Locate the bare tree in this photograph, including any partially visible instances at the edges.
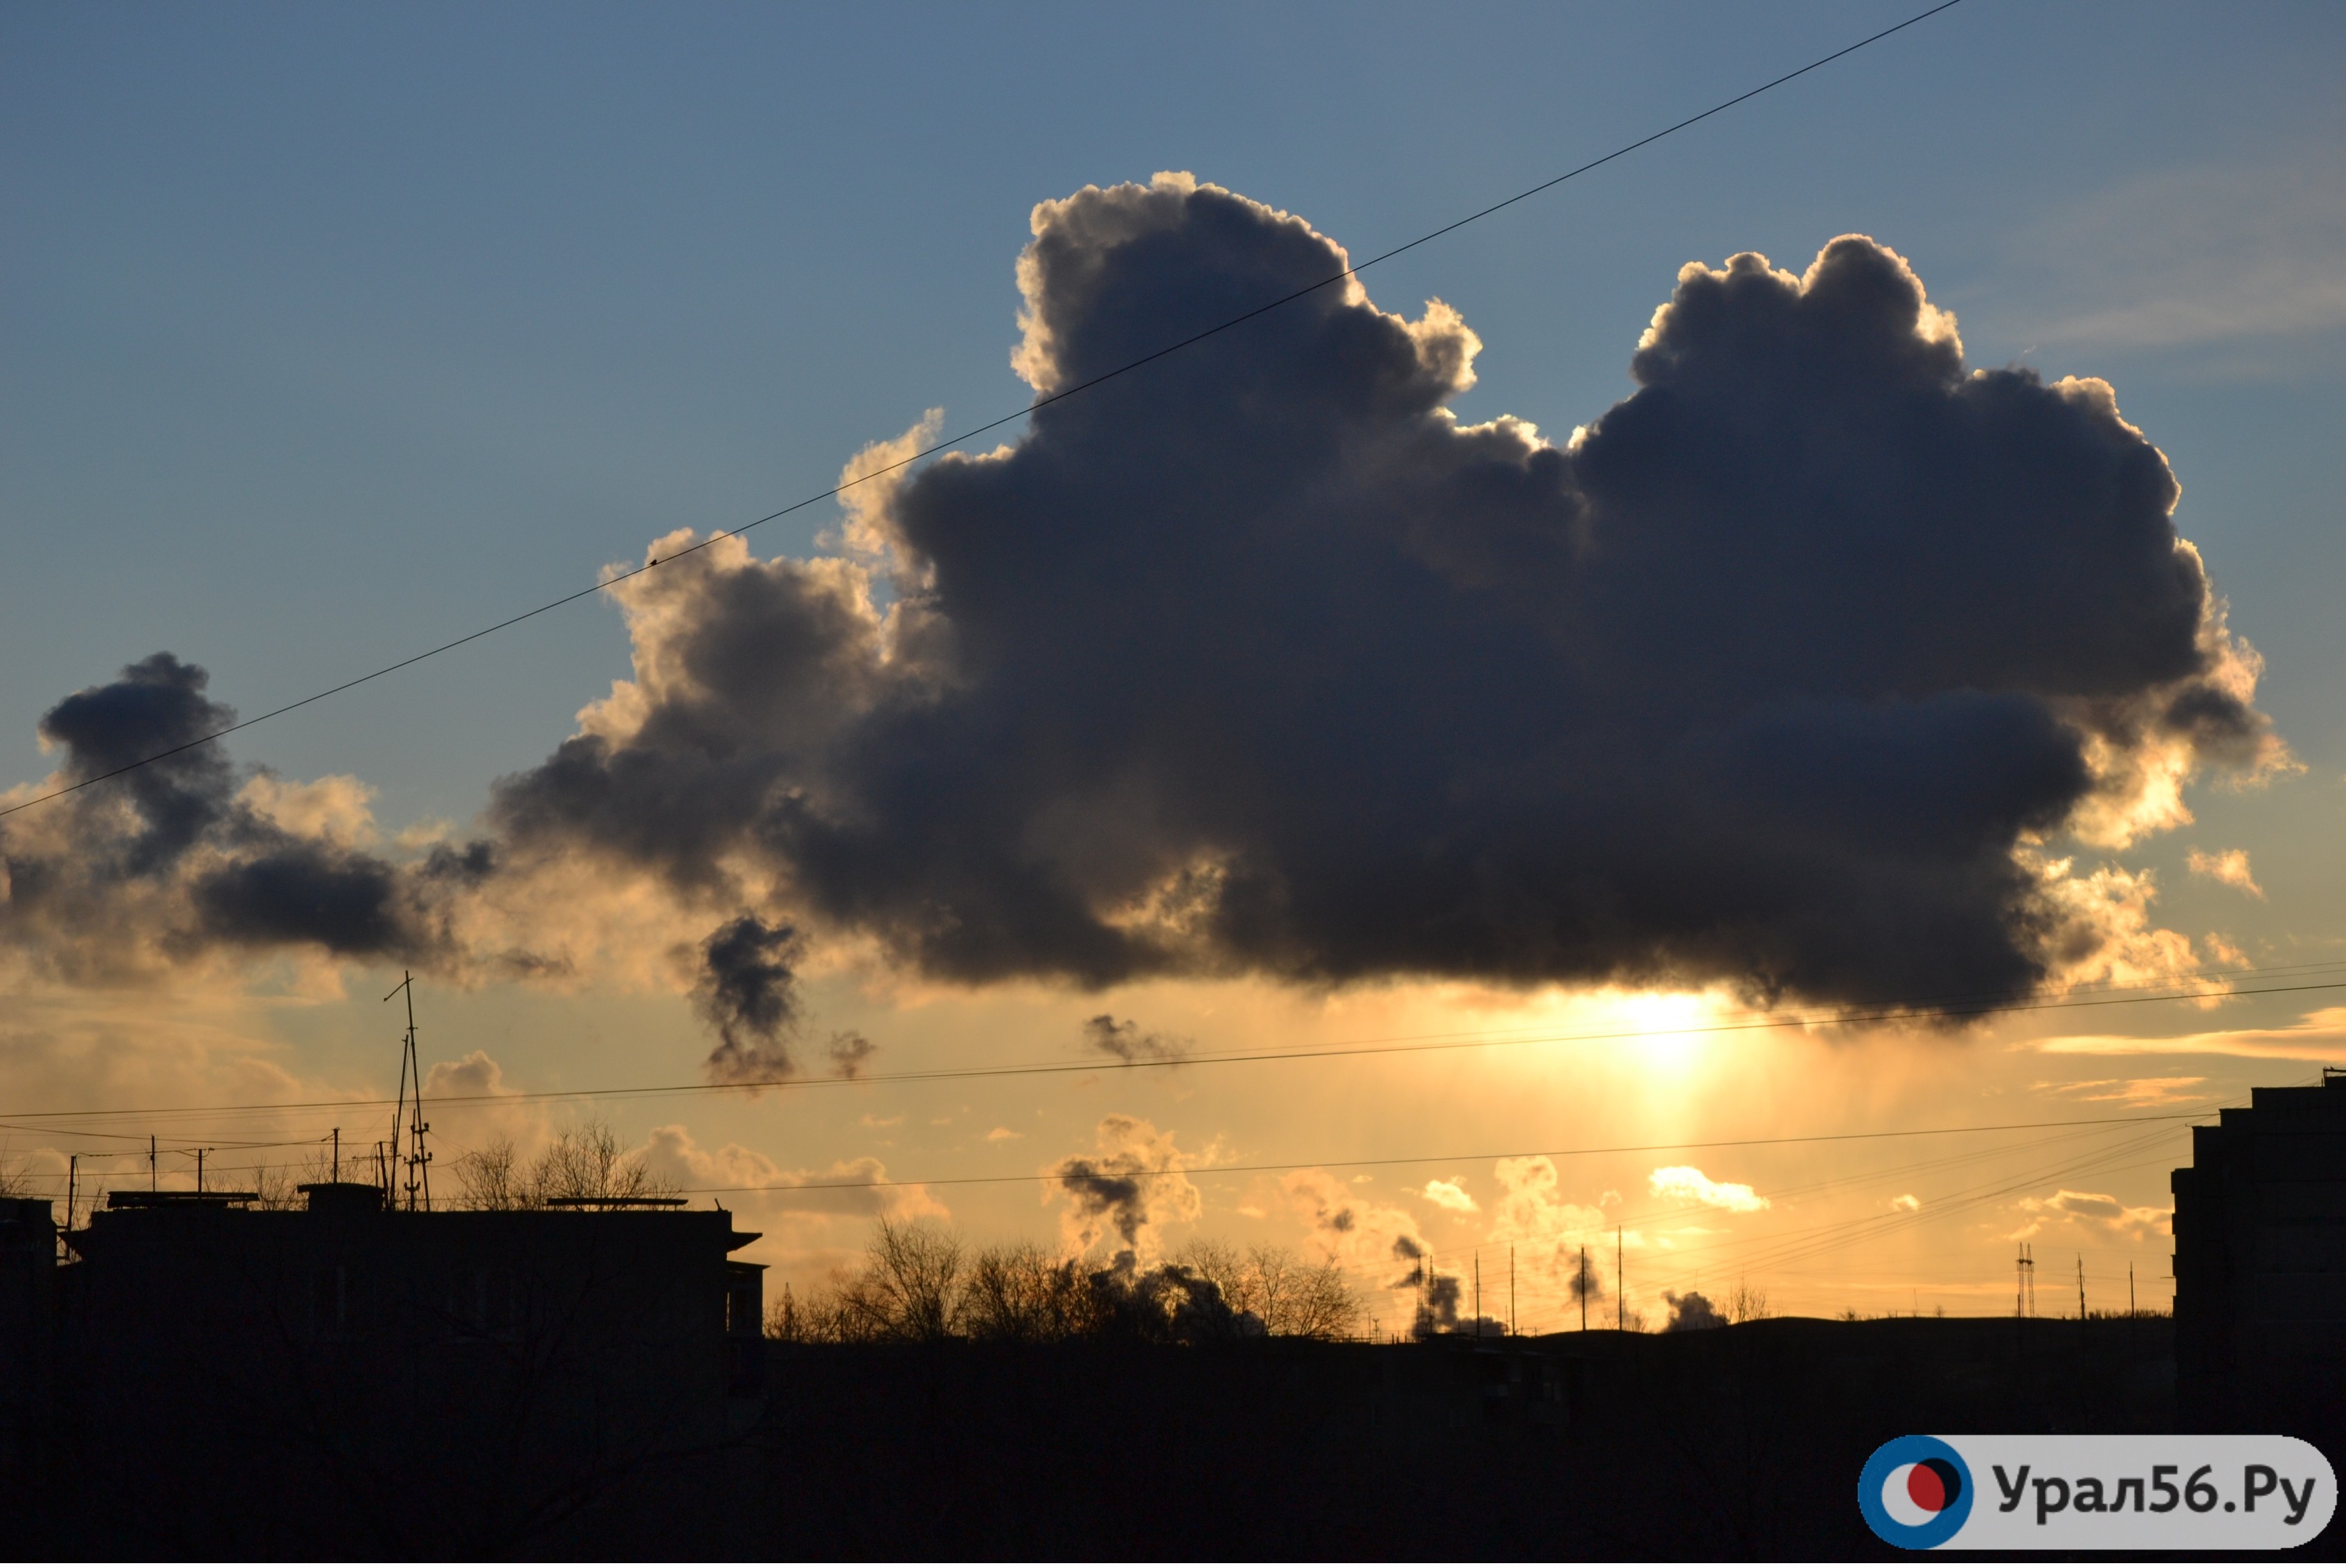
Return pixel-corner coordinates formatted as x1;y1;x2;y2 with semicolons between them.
1275;1250;1362;1340
450;1137;528;1211
526;1121;675;1209
1725;1279;1770;1324
964;1241;1093;1343
839;1218;967;1341
247;1162;303;1210
1173;1239;1361;1339
764;1281;860;1343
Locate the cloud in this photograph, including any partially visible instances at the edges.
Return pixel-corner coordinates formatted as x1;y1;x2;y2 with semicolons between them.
2040;1074;2207;1107
0;654;489;984
421;1049;508;1098
2012;1187;2169;1241
472;179;2282;1011
1047;1113;1202;1262
984;1126;1021;1142
633;1125;944;1221
1487;1156;1609;1294
5;174;2284;1020
1080;1013;1188;1063
1420;1178;1478;1213
1889;1193;1921;1213
2007;150;2346;353
824;1029;879;1079
2185;847;2264;899
2038;1004;2346;1060
1647;1165;1769;1214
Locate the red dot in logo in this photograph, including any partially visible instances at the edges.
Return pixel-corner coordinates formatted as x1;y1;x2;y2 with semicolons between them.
1906;1463;1947;1512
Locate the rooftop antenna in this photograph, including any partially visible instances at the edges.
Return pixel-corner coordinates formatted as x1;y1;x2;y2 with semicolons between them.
384;971;433;1211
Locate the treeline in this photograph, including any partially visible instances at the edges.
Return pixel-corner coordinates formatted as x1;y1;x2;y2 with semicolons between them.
769;1219;1363;1345
209;1119;676;1212
443;1122;677;1209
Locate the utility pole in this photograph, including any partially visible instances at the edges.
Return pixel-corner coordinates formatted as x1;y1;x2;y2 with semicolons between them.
2077;1254;2086;1319
385;971;433;1211
150;1135;157;1192
2129;1261;2136;1316
195;1147;206;1193
1474;1255;1483;1338
1579;1245;1588;1333
65;1155;76;1239
332;1127;340;1182
1617;1227;1624;1332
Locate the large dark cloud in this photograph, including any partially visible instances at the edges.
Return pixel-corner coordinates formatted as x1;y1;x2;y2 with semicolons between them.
0;655;478;981
487;172;2278;1009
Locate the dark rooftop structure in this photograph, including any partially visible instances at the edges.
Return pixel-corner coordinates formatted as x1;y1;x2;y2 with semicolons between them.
18;1181;767;1556
2172;1067;2346;1431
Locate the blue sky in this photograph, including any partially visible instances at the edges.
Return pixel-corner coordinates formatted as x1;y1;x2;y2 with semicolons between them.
5;1;2345;1319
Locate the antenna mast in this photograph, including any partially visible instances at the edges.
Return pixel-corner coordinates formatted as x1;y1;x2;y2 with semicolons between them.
385;971;433;1211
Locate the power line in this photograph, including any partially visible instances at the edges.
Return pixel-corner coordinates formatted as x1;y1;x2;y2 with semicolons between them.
4;962;2334;1127
0;1105;2214;1204
663;1106;2216;1197
0;0;1968;823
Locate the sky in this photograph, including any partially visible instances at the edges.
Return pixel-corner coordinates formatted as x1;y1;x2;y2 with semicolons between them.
5;0;2345;1329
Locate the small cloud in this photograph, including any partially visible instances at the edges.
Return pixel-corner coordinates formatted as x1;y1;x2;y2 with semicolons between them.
1648;1165;1769;1214
2015;1188;2170;1239
985;1126;1021;1142
859;1113;904;1128
424;1049;509;1098
2186;848;2264;899
1890;1193;1921;1213
1080;1014;1190;1063
1235;1203;1266;1219
1420;1178;1478;1214
825;1029;879;1079
2086;1075;2208;1107
1351;1173;1374;1184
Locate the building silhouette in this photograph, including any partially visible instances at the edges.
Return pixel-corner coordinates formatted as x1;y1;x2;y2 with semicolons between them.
18;1181;765;1556
2172;1068;2346;1433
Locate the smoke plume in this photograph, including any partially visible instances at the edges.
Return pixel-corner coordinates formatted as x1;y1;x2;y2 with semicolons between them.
1663;1289;1727;1332
1048;1115;1202;1261
1081;1014;1188;1063
692;915;804;1082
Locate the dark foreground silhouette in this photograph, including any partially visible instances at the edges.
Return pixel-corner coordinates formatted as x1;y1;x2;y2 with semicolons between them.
20;1311;2340;1559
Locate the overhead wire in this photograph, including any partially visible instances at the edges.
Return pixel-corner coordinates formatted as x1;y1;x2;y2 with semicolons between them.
0;0;1969;824
5;948;2339;1129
